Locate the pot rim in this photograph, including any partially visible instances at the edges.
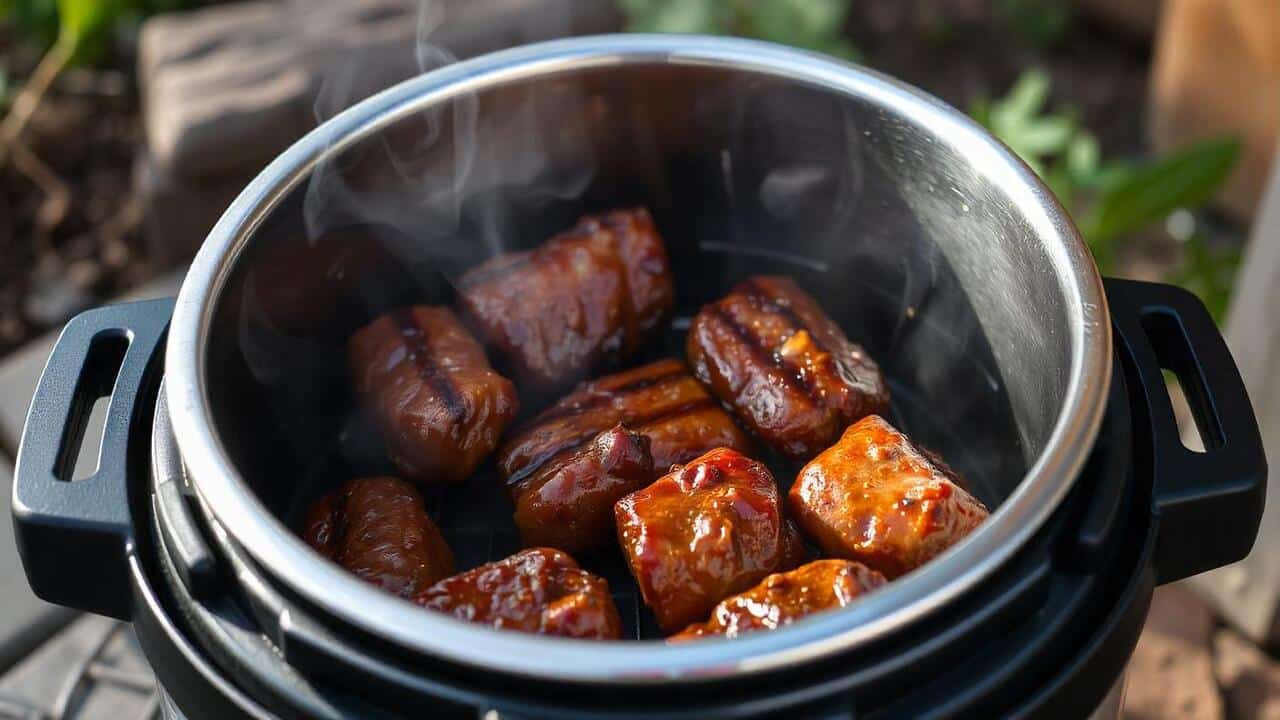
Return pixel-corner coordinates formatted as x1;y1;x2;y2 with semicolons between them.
165;34;1112;683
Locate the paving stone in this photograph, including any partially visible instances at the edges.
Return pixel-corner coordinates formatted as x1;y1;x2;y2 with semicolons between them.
0;454;76;675
1123;585;1224;720
0;615;156;719
1214;627;1280;720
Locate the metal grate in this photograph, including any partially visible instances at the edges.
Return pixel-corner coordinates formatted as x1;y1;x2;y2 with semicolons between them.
0;623;158;720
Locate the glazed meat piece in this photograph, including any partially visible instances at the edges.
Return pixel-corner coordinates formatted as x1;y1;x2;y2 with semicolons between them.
415;548;621;639
499;359;754;491
687;275;889;460
513;425;654;555
789;415;989;579
302;477;455;598
615;447;805;632
457;208;674;394
671;559;887;640
780;518;811;569
348;306;518;485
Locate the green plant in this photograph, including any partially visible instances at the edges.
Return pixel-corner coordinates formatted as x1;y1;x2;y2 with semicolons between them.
994;0;1072;48
0;0;59;48
618;0;860;61
0;0;189;52
974;68;1241;320
1168;233;1240;324
0;0;192;169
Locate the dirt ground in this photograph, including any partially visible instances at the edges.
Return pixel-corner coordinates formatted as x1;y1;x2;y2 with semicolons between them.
0;26;152;356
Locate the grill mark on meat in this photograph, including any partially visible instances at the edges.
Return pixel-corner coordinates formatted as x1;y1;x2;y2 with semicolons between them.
705;303;823;406
505;397;718;487
520;366;690;427
737;278;822;348
389;309;465;422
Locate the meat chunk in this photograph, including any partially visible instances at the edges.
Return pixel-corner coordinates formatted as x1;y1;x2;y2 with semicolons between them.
302;477;455;598
789;416;989;578
415;548;621;639
687;275;889;461
499;359;754;491
348;306;518;486
513;425;654;555
615;447;803;632
671;559;887;640
458;208;674;394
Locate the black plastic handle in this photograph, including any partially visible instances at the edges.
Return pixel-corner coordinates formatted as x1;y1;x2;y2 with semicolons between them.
12;298;174;619
1105;278;1267;585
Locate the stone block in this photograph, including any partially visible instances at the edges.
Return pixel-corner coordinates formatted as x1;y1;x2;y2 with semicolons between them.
1123;585;1223;719
139;0;623;182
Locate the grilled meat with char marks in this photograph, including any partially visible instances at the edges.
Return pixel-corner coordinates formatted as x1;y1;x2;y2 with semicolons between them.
687;275;889;461
348;306;518;486
457;208;674;395
498;358;753;493
512;424;654;555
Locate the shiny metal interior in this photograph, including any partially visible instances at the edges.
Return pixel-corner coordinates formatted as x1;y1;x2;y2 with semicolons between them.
165;35;1111;682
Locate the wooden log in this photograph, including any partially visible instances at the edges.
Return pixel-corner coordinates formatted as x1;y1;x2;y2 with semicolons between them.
1150;0;1280;221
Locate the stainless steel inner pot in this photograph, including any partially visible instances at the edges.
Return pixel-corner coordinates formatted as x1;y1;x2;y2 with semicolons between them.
164;34;1111;682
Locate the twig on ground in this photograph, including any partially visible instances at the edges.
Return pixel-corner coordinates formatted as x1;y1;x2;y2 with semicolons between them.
11;141;71;236
0;42;71;170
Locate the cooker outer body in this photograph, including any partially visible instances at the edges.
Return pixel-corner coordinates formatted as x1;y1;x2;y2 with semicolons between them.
125;281;1245;718
8;271;1268;717
133;344;1146;719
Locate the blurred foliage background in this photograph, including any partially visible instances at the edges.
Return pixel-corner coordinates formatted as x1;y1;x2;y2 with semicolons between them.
618;0;1242;321
0;0;1251;338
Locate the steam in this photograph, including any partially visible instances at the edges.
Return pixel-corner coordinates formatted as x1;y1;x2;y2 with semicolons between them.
234;0;603;484
227;11;1016;511
301;0;599;272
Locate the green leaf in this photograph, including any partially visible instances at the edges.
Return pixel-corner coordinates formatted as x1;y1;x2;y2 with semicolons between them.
1065;132;1099;182
811;35;862;62
969;98;992;129
1045;163;1075;210
619;0;861;60
1008;114;1075;157
989;68;1051;132
59;0;114;44
1089;161;1137;192
1168;234;1242;325
620;0;731;34
1079;137;1240;243
56;0;134;64
746;0;851;43
982;69;1082;168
